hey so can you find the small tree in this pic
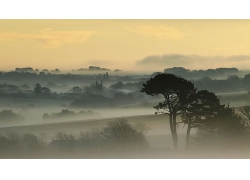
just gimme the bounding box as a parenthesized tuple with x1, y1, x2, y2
(78, 129, 104, 150)
(102, 119, 149, 149)
(22, 133, 46, 151)
(194, 105, 249, 148)
(52, 132, 76, 151)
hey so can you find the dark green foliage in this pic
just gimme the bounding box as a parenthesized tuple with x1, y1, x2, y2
(141, 73, 196, 149)
(181, 90, 222, 147)
(182, 90, 222, 128)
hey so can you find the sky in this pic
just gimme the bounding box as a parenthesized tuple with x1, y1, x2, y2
(1, 19, 250, 72)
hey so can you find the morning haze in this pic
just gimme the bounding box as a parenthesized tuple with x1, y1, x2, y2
(1, 20, 250, 158)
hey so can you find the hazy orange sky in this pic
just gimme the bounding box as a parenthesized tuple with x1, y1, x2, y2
(1, 20, 250, 72)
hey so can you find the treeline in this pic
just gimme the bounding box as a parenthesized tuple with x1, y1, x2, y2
(42, 109, 97, 120)
(0, 109, 98, 123)
(164, 67, 239, 78)
(0, 71, 95, 84)
(0, 119, 150, 157)
(193, 75, 250, 93)
(141, 73, 250, 150)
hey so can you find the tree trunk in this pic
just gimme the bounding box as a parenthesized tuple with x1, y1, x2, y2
(173, 132, 178, 150)
(168, 113, 177, 149)
(186, 121, 191, 148)
(172, 111, 178, 150)
(169, 113, 178, 150)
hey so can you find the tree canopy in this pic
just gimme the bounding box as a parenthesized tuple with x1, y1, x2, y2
(141, 73, 196, 149)
(181, 90, 222, 147)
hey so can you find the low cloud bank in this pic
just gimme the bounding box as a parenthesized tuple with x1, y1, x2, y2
(136, 54, 250, 71)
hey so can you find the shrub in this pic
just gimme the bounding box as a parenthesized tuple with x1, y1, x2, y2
(53, 132, 76, 141)
(0, 132, 46, 153)
(50, 119, 150, 151)
(102, 119, 149, 149)
(51, 132, 77, 151)
(78, 129, 104, 150)
(23, 133, 46, 151)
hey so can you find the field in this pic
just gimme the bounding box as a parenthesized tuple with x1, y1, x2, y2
(0, 114, 188, 149)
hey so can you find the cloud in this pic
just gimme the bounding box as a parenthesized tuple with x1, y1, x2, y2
(126, 25, 184, 40)
(136, 54, 250, 70)
(0, 28, 97, 48)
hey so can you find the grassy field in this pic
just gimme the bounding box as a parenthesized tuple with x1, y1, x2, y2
(0, 113, 189, 150)
(1, 109, 248, 158)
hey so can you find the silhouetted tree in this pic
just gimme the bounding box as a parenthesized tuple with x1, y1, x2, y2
(194, 105, 249, 148)
(181, 90, 222, 147)
(141, 73, 196, 149)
